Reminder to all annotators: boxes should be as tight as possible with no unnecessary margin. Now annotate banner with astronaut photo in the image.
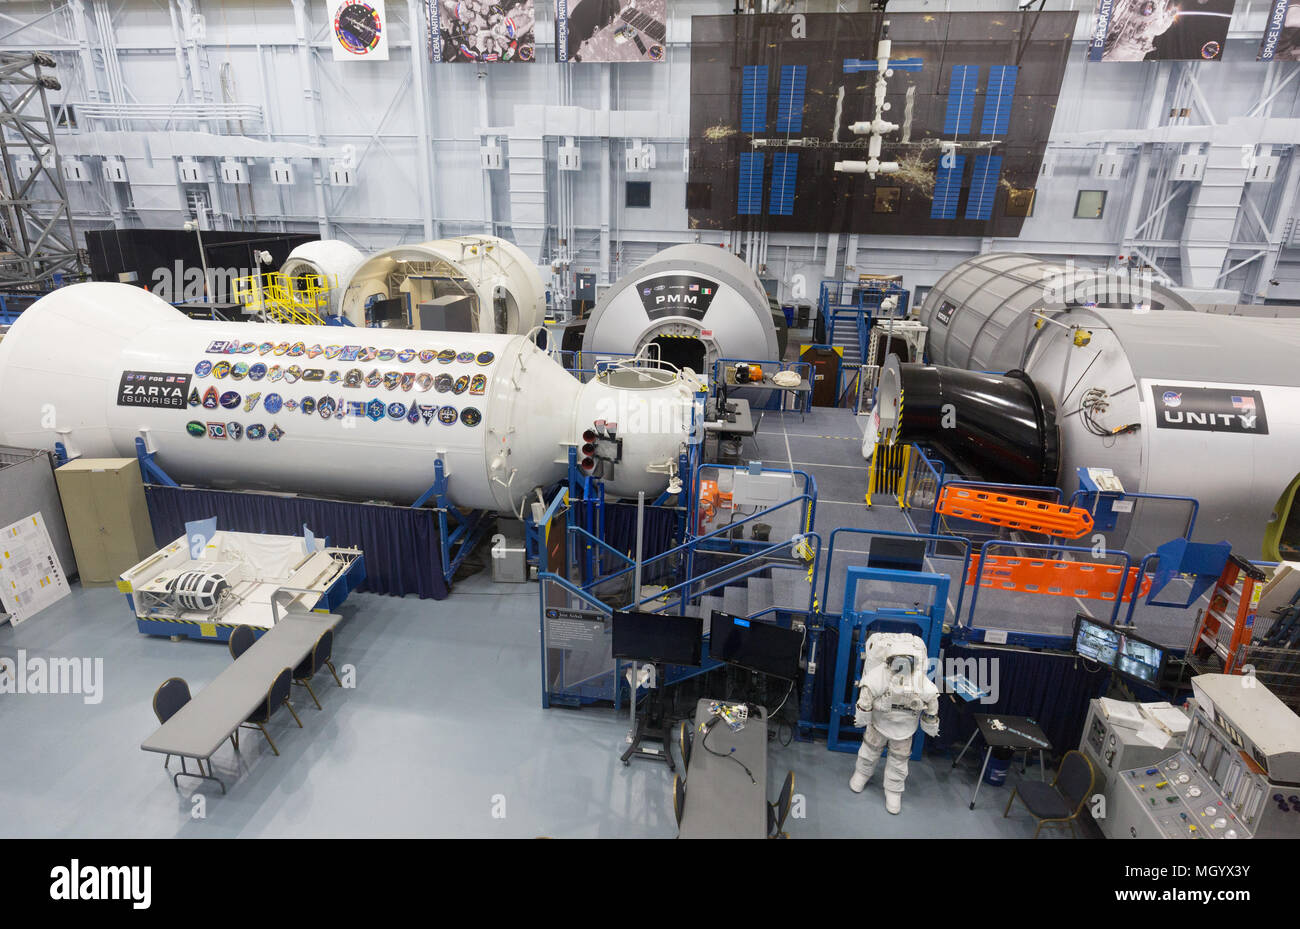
[1258,0,1300,59]
[330,0,390,61]
[1086,0,1235,62]
[430,0,536,62]
[556,0,667,62]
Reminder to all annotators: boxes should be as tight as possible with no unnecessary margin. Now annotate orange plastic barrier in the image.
[965,555,1152,603]
[937,486,1094,540]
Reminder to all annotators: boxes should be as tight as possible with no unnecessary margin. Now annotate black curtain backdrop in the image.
[811,627,1111,758]
[145,485,449,600]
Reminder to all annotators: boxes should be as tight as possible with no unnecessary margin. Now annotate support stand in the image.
[620,661,675,771]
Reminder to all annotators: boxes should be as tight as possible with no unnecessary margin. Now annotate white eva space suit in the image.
[849,632,939,814]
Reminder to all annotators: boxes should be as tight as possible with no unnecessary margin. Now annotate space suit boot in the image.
[885,791,902,814]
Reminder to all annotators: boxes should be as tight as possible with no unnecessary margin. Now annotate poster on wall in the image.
[1259,0,1300,59]
[556,0,667,62]
[331,0,390,61]
[1086,0,1235,62]
[430,0,536,62]
[0,513,70,626]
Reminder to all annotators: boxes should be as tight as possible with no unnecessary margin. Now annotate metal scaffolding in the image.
[0,49,83,289]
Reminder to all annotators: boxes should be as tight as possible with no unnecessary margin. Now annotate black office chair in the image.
[672,774,686,828]
[236,667,302,756]
[677,720,693,770]
[767,770,795,838]
[1004,749,1096,838]
[152,677,190,770]
[293,627,341,709]
[227,624,256,660]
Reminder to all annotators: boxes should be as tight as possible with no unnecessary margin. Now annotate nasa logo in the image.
[1161,391,1182,407]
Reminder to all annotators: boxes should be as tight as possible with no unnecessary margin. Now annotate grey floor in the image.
[1,572,1059,838]
[1,401,1157,839]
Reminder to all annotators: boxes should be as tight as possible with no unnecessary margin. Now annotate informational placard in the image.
[556,0,667,62]
[637,274,719,319]
[0,513,71,626]
[1258,0,1300,60]
[117,371,191,410]
[544,605,611,693]
[331,0,390,61]
[1087,0,1234,62]
[1150,385,1269,435]
[431,0,536,62]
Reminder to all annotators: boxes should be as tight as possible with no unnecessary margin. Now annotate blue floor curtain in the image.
[145,485,449,600]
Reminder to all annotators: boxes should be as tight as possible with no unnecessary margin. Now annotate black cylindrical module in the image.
[882,360,1059,486]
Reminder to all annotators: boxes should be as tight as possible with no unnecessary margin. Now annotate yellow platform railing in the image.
[232,271,334,326]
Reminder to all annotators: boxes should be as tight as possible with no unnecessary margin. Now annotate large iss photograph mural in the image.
[687,11,1076,237]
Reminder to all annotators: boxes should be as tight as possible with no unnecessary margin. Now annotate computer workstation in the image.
[612,607,803,838]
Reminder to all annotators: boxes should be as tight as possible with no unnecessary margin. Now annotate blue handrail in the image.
[583,490,816,595]
[819,526,973,625]
[635,531,823,619]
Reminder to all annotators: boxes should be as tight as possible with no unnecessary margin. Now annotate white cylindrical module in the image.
[581,244,780,374]
[280,239,365,319]
[0,284,701,515]
[338,235,546,334]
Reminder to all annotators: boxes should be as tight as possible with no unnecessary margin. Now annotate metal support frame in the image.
[0,50,83,288]
[826,565,948,758]
[412,456,491,582]
[134,436,178,487]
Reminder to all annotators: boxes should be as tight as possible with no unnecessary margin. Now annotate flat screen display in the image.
[1072,614,1166,686]
[710,611,802,681]
[1117,635,1166,686]
[1074,616,1120,664]
[611,610,702,667]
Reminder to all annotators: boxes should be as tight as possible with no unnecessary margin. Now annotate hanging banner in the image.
[1086,0,1234,62]
[1258,0,1300,60]
[431,0,536,62]
[331,0,390,61]
[556,0,667,62]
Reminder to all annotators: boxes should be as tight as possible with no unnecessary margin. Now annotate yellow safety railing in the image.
[865,441,911,508]
[232,271,334,326]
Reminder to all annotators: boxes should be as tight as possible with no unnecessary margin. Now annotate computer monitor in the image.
[1116,631,1166,686]
[1073,614,1120,665]
[1072,613,1167,687]
[709,611,803,681]
[611,610,703,667]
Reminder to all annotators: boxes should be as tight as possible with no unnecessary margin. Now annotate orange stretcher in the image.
[937,486,1095,540]
[966,555,1152,603]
